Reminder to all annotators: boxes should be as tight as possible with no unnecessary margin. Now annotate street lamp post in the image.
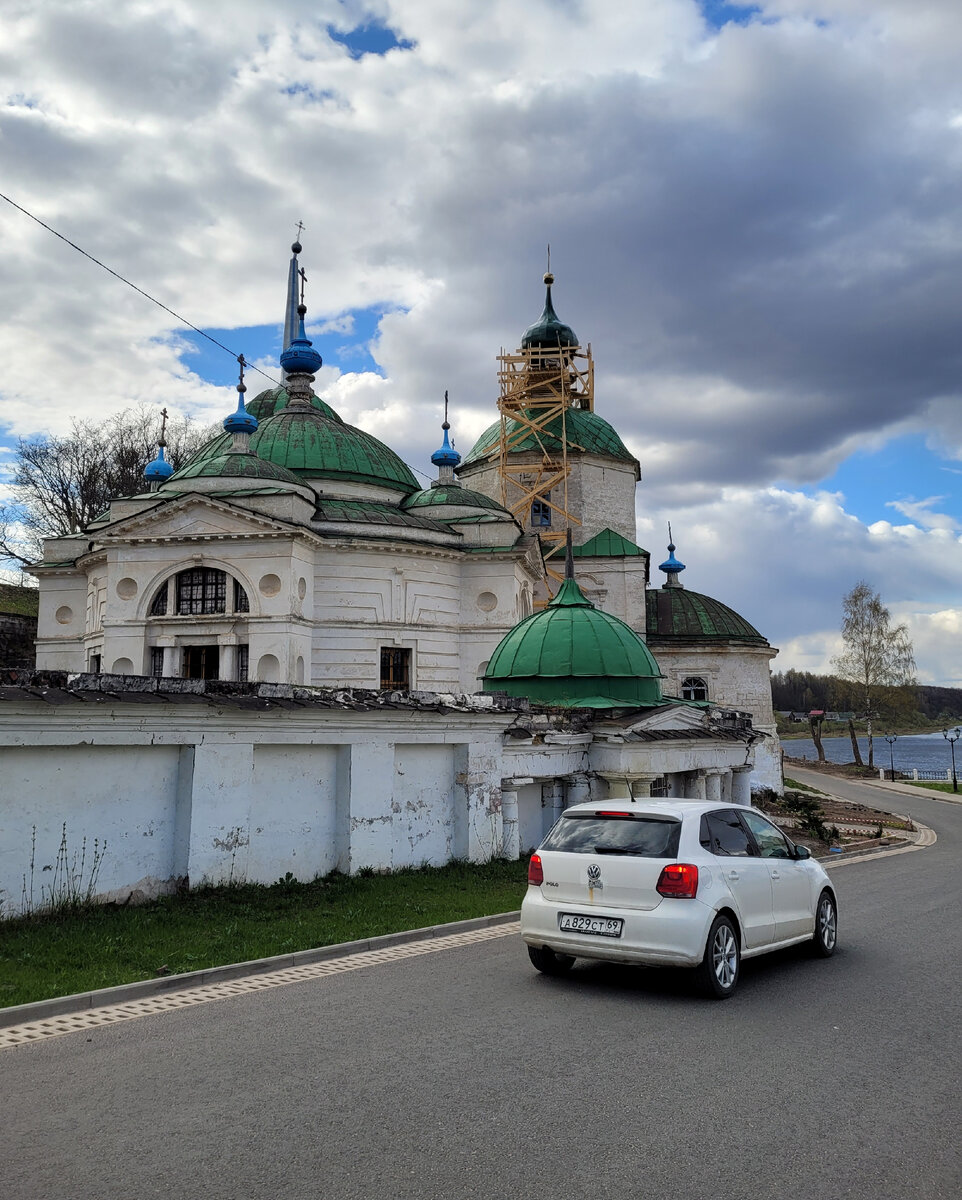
[884,734,897,781]
[943,728,961,793]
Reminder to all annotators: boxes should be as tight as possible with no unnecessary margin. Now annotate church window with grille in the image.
[150,586,168,616]
[149,647,165,677]
[380,647,411,691]
[177,568,227,615]
[681,676,709,702]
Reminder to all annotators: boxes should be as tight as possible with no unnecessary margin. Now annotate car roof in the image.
[561,799,751,820]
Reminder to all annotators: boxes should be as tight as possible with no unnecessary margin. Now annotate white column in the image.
[731,766,753,807]
[500,783,520,860]
[219,643,237,682]
[543,780,565,832]
[162,645,179,677]
[565,774,591,808]
[704,770,723,804]
[628,773,661,800]
[597,773,631,801]
[686,771,707,800]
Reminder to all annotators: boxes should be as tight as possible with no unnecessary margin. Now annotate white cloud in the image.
[3,0,962,681]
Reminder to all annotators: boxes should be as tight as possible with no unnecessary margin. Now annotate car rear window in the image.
[541,813,681,858]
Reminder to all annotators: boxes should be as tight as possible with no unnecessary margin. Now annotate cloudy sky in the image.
[2,0,962,682]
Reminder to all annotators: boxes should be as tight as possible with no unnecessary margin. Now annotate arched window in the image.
[681,676,709,702]
[148,569,250,617]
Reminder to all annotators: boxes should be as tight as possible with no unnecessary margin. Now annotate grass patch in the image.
[900,780,960,794]
[783,777,826,795]
[0,859,529,1009]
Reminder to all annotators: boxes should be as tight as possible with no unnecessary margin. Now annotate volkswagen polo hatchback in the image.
[520,800,837,998]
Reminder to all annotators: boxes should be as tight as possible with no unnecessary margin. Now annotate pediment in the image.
[93,493,298,542]
[622,703,708,734]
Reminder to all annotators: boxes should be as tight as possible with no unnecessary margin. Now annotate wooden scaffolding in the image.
[496,338,594,587]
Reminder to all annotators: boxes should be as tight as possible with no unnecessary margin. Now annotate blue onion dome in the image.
[659,541,686,577]
[223,388,258,435]
[144,445,174,482]
[520,272,578,350]
[431,423,461,469]
[280,304,323,375]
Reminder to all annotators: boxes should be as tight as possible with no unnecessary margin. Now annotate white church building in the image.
[0,246,780,914]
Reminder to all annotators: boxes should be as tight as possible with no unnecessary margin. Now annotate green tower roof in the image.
[570,528,648,558]
[248,408,419,493]
[168,451,305,487]
[483,575,663,709]
[402,486,513,515]
[461,408,638,471]
[245,385,343,423]
[646,588,769,645]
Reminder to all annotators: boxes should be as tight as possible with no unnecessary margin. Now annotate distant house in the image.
[0,583,38,668]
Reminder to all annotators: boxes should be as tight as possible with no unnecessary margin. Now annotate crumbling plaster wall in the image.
[0,687,515,917]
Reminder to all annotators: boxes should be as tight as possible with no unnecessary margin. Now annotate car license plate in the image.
[559,913,623,937]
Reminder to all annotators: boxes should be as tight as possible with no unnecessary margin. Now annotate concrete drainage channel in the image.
[0,914,522,1052]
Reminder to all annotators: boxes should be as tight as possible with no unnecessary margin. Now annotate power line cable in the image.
[0,189,280,387]
[0,189,434,481]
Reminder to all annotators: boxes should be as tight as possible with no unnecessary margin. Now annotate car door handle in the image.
[727,870,739,881]
[770,870,781,880]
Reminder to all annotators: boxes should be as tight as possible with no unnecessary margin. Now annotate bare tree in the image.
[832,581,916,768]
[0,406,216,568]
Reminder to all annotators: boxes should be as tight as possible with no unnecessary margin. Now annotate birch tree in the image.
[832,582,916,768]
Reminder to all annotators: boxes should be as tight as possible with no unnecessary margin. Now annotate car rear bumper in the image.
[520,887,717,967]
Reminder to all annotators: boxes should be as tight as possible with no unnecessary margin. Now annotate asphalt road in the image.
[3,777,960,1200]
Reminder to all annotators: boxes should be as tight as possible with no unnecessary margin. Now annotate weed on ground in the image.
[0,858,529,1009]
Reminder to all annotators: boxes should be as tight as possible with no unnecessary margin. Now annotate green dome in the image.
[521,280,578,350]
[461,408,638,471]
[249,407,419,493]
[245,385,343,423]
[483,576,663,709]
[168,451,305,487]
[646,588,769,646]
[402,486,512,515]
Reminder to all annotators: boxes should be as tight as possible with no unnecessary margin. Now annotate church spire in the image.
[430,390,461,485]
[282,227,304,364]
[144,407,174,491]
[659,524,686,589]
[223,355,257,451]
[279,243,323,407]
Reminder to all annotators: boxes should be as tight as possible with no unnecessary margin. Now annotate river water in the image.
[781,730,962,774]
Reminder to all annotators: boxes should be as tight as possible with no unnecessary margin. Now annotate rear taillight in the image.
[656,863,699,899]
[528,854,544,886]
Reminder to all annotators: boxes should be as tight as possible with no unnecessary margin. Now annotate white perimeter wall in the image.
[0,701,510,917]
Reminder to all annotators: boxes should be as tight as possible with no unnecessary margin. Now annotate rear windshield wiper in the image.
[591,846,634,855]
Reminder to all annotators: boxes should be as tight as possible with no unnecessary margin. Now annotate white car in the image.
[520,799,838,998]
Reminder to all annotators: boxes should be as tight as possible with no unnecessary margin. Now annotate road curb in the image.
[0,909,521,1030]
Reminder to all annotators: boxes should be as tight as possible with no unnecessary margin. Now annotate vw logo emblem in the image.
[587,863,602,883]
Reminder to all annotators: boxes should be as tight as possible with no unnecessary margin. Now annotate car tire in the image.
[527,945,575,975]
[812,889,838,958]
[695,914,740,999]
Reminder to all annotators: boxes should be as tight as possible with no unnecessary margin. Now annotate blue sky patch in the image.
[793,432,961,530]
[699,1,761,29]
[327,20,415,60]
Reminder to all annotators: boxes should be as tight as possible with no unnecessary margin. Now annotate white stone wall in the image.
[650,642,782,793]
[0,697,514,916]
[458,453,639,546]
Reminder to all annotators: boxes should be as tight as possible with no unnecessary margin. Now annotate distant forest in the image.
[771,670,962,723]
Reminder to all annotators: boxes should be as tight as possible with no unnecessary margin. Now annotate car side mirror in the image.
[793,844,811,860]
